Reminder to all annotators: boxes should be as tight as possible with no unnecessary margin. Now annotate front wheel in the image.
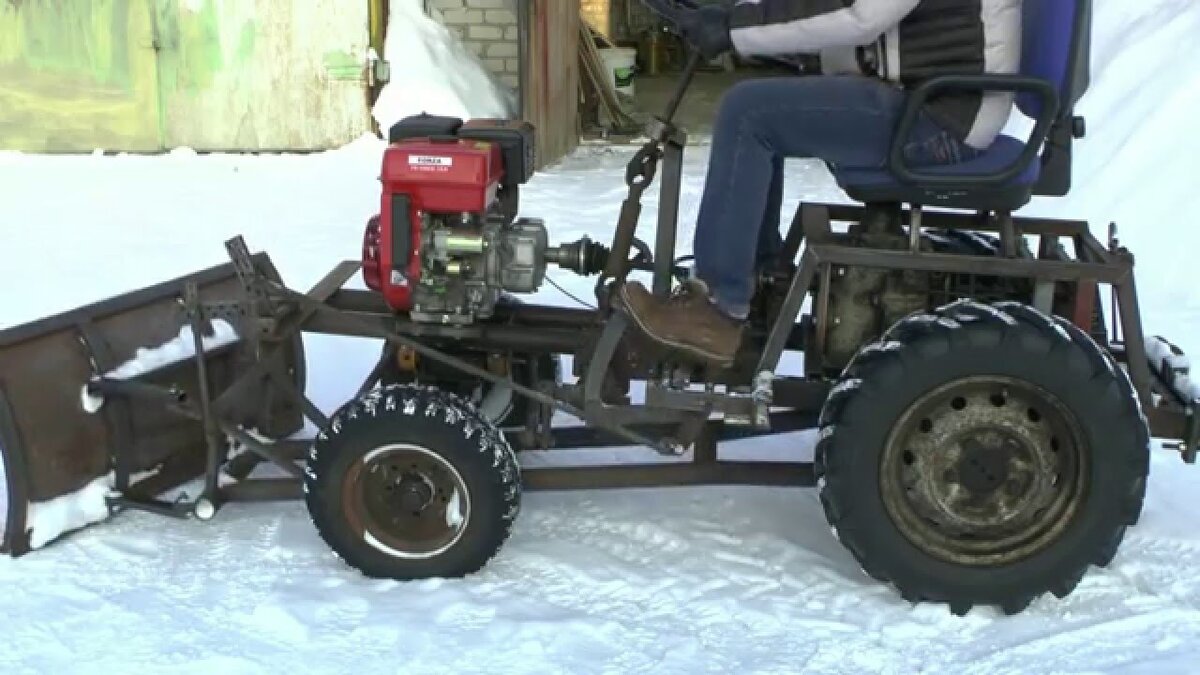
[304,385,521,579]
[816,300,1149,615]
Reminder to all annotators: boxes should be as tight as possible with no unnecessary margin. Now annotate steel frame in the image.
[84,178,1196,530]
[70,235,823,527]
[5,51,1195,556]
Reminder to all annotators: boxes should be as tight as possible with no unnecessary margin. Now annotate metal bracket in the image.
[183,283,225,506]
[76,320,137,493]
[1179,404,1200,464]
[224,236,282,334]
[106,493,196,520]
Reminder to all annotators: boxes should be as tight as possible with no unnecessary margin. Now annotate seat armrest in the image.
[889,75,1060,188]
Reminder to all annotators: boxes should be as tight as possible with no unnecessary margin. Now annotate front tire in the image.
[816,300,1149,615]
[305,385,521,579]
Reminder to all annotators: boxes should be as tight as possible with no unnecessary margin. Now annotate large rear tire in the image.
[305,385,521,579]
[816,300,1149,615]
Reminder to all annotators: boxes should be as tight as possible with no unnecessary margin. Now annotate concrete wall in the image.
[427,0,520,90]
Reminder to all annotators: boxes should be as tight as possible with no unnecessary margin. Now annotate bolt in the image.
[193,498,217,521]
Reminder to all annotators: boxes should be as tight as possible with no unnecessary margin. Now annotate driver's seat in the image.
[832,0,1092,212]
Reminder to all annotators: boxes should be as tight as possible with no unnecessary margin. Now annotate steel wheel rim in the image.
[342,444,471,559]
[881,376,1088,567]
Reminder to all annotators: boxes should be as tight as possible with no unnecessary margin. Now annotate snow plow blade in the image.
[0,255,304,555]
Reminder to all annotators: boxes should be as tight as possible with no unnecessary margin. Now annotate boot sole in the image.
[615,286,737,368]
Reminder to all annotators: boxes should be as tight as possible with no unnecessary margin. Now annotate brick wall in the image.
[427,0,521,90]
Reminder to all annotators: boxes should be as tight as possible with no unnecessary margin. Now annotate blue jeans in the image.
[692,76,983,318]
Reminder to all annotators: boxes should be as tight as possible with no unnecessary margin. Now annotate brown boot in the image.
[615,279,743,366]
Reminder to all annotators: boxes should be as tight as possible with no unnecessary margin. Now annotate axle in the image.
[547,235,656,277]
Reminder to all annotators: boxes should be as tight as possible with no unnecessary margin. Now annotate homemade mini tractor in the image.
[1,0,1195,615]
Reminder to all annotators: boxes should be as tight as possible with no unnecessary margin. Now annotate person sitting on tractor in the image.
[617,0,1024,366]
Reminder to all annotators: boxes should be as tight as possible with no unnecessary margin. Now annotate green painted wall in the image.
[0,0,373,153]
[0,0,162,152]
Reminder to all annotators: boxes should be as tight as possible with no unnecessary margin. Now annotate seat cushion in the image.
[833,136,1042,212]
[834,135,1041,188]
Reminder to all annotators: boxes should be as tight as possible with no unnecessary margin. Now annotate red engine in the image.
[362,114,542,324]
[364,137,503,308]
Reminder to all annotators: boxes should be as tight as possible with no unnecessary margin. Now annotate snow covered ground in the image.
[3,0,1200,672]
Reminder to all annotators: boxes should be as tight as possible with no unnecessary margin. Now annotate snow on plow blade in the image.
[0,255,304,555]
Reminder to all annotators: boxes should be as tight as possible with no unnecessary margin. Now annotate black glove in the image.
[676,5,733,60]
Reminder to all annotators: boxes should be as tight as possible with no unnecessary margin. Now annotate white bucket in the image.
[598,47,638,96]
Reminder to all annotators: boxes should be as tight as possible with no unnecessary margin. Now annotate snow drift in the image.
[371,0,516,134]
[1026,0,1200,353]
[24,475,114,550]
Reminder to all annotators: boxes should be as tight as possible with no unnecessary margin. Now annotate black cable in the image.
[547,276,597,310]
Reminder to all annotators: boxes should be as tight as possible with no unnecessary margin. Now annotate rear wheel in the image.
[816,300,1149,615]
[305,384,521,579]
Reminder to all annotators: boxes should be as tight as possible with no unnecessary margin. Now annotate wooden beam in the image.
[522,0,581,168]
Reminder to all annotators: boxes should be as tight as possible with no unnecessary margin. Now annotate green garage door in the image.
[153,0,372,152]
[0,0,163,153]
[0,0,373,153]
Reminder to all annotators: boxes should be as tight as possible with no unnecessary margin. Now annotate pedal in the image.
[646,371,774,430]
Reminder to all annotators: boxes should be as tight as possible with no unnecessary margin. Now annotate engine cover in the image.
[363,115,556,324]
[376,136,503,313]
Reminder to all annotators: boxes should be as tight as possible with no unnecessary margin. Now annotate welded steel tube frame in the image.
[61,242,822,533]
[120,197,1188,519]
[6,194,1192,553]
[787,202,1185,442]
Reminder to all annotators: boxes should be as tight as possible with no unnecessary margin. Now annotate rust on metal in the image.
[5,199,1189,556]
[0,384,31,554]
[881,376,1087,567]
[0,254,304,555]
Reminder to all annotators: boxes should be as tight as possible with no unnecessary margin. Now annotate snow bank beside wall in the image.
[1027,0,1200,353]
[371,0,516,133]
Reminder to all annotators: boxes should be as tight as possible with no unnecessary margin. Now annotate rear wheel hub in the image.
[882,376,1088,566]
